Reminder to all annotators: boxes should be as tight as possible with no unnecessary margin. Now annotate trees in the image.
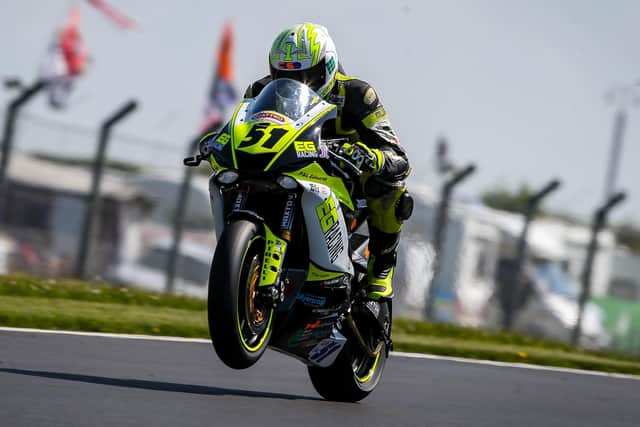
[614,223,640,254]
[481,184,539,215]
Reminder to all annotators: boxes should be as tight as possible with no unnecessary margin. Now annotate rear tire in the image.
[208,220,274,369]
[308,302,390,402]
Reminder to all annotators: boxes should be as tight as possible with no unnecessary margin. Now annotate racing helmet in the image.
[269,23,338,99]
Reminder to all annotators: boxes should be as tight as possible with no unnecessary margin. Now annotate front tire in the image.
[208,220,274,369]
[308,302,390,402]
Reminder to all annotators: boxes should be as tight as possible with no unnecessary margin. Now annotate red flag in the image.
[60,7,88,76]
[200,22,238,133]
[39,5,89,109]
[87,0,137,30]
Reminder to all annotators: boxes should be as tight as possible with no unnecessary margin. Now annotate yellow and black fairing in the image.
[204,78,337,175]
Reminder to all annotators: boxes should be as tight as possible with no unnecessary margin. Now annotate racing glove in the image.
[340,141,385,174]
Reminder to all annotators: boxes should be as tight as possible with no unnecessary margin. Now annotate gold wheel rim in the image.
[248,262,264,325]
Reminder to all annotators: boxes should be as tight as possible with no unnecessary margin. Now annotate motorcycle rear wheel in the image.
[307,302,390,402]
[208,220,274,369]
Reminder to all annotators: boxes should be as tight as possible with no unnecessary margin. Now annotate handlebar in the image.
[184,132,221,167]
[323,138,367,178]
[184,136,367,180]
[327,150,362,177]
[183,154,205,167]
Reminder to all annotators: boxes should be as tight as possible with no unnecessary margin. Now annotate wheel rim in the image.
[351,312,384,383]
[247,259,265,326]
[353,350,381,383]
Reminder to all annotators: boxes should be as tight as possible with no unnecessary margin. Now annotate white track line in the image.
[0,326,210,343]
[1,326,638,381]
[392,351,640,381]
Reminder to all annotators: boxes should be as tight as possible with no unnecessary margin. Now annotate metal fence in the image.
[0,111,210,282]
[2,111,640,356]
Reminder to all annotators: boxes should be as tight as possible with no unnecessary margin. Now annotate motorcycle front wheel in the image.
[208,220,274,369]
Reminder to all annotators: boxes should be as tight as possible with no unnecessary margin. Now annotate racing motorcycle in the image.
[184,78,392,402]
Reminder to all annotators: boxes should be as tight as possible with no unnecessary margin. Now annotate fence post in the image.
[571,191,626,346]
[425,163,476,320]
[0,80,46,222]
[503,179,561,330]
[165,135,202,294]
[75,100,138,279]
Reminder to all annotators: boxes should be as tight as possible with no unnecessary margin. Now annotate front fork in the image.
[257,192,297,307]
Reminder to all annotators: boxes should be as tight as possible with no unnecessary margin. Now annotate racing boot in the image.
[361,159,413,300]
[365,227,400,300]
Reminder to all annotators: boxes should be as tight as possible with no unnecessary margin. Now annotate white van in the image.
[0,234,15,274]
[485,258,610,349]
[107,239,213,299]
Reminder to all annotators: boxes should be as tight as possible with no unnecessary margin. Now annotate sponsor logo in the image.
[296,152,319,158]
[296,293,326,307]
[287,325,332,347]
[233,193,244,211]
[305,320,321,330]
[328,94,345,106]
[324,222,344,263]
[363,87,377,105]
[319,276,345,287]
[316,196,344,263]
[294,140,318,158]
[280,194,295,230]
[316,196,338,233]
[250,111,286,124]
[326,56,336,75]
[297,171,328,182]
[318,142,329,159]
[278,61,302,69]
[217,133,231,143]
[309,339,342,364]
[308,183,329,195]
[206,132,230,152]
[312,308,337,316]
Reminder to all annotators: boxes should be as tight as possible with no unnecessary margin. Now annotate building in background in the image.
[2,153,149,278]
[399,186,614,347]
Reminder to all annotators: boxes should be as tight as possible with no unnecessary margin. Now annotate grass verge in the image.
[1,274,639,376]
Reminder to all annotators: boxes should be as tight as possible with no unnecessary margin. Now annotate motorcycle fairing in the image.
[296,179,353,277]
[283,162,354,211]
[208,178,225,240]
[214,94,336,173]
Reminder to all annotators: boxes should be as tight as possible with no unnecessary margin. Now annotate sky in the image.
[1,0,640,223]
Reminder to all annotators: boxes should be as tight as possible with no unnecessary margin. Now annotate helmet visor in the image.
[270,59,326,93]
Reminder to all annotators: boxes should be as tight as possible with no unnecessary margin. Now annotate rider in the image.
[244,23,413,300]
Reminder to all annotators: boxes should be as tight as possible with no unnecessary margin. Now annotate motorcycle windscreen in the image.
[246,78,323,122]
[228,79,335,172]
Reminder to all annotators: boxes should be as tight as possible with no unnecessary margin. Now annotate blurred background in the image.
[1,1,639,355]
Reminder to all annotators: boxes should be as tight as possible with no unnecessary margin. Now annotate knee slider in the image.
[395,191,414,222]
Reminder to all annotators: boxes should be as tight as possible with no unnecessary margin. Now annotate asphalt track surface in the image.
[1,329,638,427]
